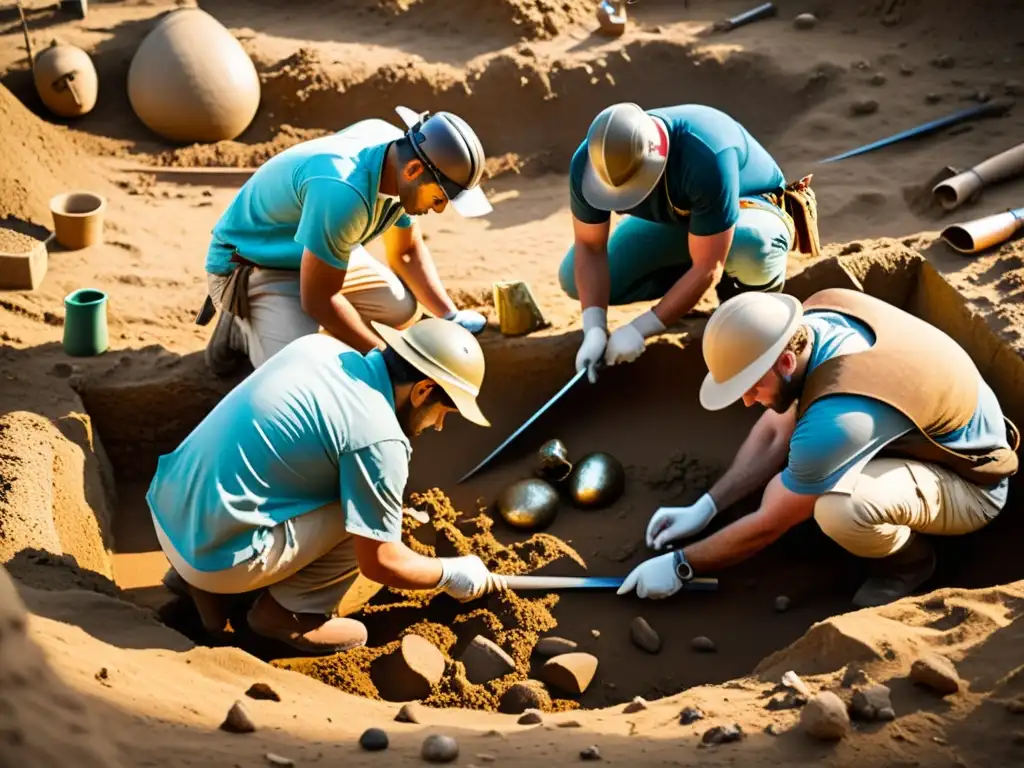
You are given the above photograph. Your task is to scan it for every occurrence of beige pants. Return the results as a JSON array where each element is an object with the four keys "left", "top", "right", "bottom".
[
  {"left": 153, "top": 502, "right": 367, "bottom": 616},
  {"left": 209, "top": 245, "right": 420, "bottom": 369},
  {"left": 814, "top": 458, "right": 1001, "bottom": 559}
]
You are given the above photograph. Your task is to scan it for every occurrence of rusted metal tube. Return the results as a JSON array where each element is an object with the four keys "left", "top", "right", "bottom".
[
  {"left": 941, "top": 208, "right": 1024, "bottom": 254},
  {"left": 932, "top": 142, "right": 1024, "bottom": 211}
]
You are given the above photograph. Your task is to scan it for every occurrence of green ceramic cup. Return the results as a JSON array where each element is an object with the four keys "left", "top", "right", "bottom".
[{"left": 63, "top": 288, "right": 109, "bottom": 357}]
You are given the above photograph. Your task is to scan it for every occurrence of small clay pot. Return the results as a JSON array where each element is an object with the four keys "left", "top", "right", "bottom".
[
  {"left": 566, "top": 452, "right": 625, "bottom": 509},
  {"left": 496, "top": 478, "right": 560, "bottom": 531}
]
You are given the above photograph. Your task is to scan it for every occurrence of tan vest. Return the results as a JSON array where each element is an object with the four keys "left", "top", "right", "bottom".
[{"left": 796, "top": 288, "right": 1020, "bottom": 485}]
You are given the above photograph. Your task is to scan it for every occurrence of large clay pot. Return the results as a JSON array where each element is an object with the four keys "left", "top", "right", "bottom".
[
  {"left": 32, "top": 40, "right": 98, "bottom": 118},
  {"left": 127, "top": 8, "right": 261, "bottom": 143}
]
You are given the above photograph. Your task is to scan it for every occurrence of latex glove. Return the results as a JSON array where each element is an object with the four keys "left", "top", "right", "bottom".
[
  {"left": 438, "top": 555, "right": 508, "bottom": 601},
  {"left": 444, "top": 309, "right": 487, "bottom": 335},
  {"left": 646, "top": 493, "right": 719, "bottom": 551},
  {"left": 604, "top": 309, "right": 666, "bottom": 367},
  {"left": 616, "top": 552, "right": 682, "bottom": 600},
  {"left": 575, "top": 306, "right": 608, "bottom": 384}
]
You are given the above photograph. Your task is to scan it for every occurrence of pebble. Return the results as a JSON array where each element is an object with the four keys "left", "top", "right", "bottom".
[
  {"left": 932, "top": 54, "right": 956, "bottom": 69},
  {"left": 395, "top": 702, "right": 424, "bottom": 723},
  {"left": 51, "top": 362, "right": 74, "bottom": 378},
  {"left": 220, "top": 701, "right": 256, "bottom": 734},
  {"left": 774, "top": 595, "right": 791, "bottom": 613},
  {"left": 535, "top": 637, "right": 577, "bottom": 658},
  {"left": 925, "top": 92, "right": 943, "bottom": 104},
  {"left": 851, "top": 684, "right": 896, "bottom": 722},
  {"left": 421, "top": 734, "right": 459, "bottom": 763},
  {"left": 910, "top": 655, "right": 962, "bottom": 696},
  {"left": 499, "top": 680, "right": 548, "bottom": 715},
  {"left": 623, "top": 696, "right": 648, "bottom": 714},
  {"left": 517, "top": 709, "right": 543, "bottom": 725},
  {"left": 900, "top": 64, "right": 915, "bottom": 76},
  {"left": 359, "top": 728, "right": 389, "bottom": 751},
  {"left": 870, "top": 73, "right": 888, "bottom": 86},
  {"left": 766, "top": 691, "right": 807, "bottom": 710},
  {"left": 793, "top": 13, "right": 817, "bottom": 30},
  {"left": 800, "top": 692, "right": 851, "bottom": 740},
  {"left": 679, "top": 706, "right": 705, "bottom": 725},
  {"left": 245, "top": 683, "right": 281, "bottom": 702},
  {"left": 580, "top": 745, "right": 601, "bottom": 761},
  {"left": 691, "top": 636, "right": 717, "bottom": 653},
  {"left": 630, "top": 617, "right": 661, "bottom": 654},
  {"left": 476, "top": 754, "right": 497, "bottom": 763},
  {"left": 764, "top": 723, "right": 781, "bottom": 736},
  {"left": 459, "top": 636, "right": 516, "bottom": 685},
  {"left": 540, "top": 653, "right": 598, "bottom": 696},
  {"left": 557, "top": 719, "right": 583, "bottom": 728},
  {"left": 264, "top": 754, "right": 293, "bottom": 767},
  {"left": 972, "top": 90, "right": 992, "bottom": 103},
  {"left": 851, "top": 99, "right": 880, "bottom": 116},
  {"left": 702, "top": 724, "right": 744, "bottom": 744},
  {"left": 590, "top": 629, "right": 601, "bottom": 638}
]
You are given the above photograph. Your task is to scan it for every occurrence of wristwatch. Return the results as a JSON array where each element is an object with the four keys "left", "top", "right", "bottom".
[{"left": 672, "top": 549, "right": 694, "bottom": 582}]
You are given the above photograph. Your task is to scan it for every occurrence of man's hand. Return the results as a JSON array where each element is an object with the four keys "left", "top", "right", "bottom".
[
  {"left": 616, "top": 552, "right": 682, "bottom": 600},
  {"left": 604, "top": 309, "right": 666, "bottom": 367},
  {"left": 576, "top": 306, "right": 608, "bottom": 384},
  {"left": 646, "top": 493, "right": 719, "bottom": 550},
  {"left": 444, "top": 309, "right": 487, "bottom": 335},
  {"left": 438, "top": 555, "right": 508, "bottom": 601}
]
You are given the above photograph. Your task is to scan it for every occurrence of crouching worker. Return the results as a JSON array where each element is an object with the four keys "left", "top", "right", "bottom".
[
  {"left": 618, "top": 288, "right": 1019, "bottom": 608},
  {"left": 148, "top": 318, "right": 507, "bottom": 654}
]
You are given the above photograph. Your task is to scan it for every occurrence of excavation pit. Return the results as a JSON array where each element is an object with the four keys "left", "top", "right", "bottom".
[{"left": 75, "top": 252, "right": 1024, "bottom": 713}]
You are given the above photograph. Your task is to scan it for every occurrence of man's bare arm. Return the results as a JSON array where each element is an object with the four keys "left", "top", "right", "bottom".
[
  {"left": 299, "top": 248, "right": 383, "bottom": 353},
  {"left": 707, "top": 404, "right": 797, "bottom": 511},
  {"left": 573, "top": 215, "right": 612, "bottom": 310},
  {"left": 382, "top": 222, "right": 457, "bottom": 319},
  {"left": 650, "top": 227, "right": 733, "bottom": 327}
]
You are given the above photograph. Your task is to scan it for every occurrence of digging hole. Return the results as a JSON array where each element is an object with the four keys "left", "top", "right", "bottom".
[{"left": 79, "top": 254, "right": 1024, "bottom": 711}]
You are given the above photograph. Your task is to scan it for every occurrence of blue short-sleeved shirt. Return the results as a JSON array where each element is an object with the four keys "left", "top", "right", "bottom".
[
  {"left": 781, "top": 311, "right": 1010, "bottom": 509},
  {"left": 205, "top": 119, "right": 413, "bottom": 275},
  {"left": 146, "top": 335, "right": 412, "bottom": 572},
  {"left": 569, "top": 104, "right": 786, "bottom": 235}
]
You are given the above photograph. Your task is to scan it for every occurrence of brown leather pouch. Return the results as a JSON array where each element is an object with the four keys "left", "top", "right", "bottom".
[{"left": 783, "top": 174, "right": 822, "bottom": 258}]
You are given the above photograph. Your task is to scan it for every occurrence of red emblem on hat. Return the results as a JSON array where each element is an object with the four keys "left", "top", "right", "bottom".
[{"left": 648, "top": 118, "right": 669, "bottom": 159}]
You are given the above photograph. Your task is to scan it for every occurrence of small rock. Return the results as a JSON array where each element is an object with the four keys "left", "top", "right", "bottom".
[
  {"left": 499, "top": 681, "right": 549, "bottom": 715},
  {"left": 851, "top": 684, "right": 895, "bottom": 722},
  {"left": 50, "top": 362, "right": 74, "bottom": 378},
  {"left": 220, "top": 701, "right": 256, "bottom": 734},
  {"left": 421, "top": 734, "right": 459, "bottom": 763},
  {"left": 590, "top": 629, "right": 601, "bottom": 638},
  {"left": 540, "top": 653, "right": 598, "bottom": 696},
  {"left": 359, "top": 728, "right": 389, "bottom": 751},
  {"left": 1007, "top": 697, "right": 1024, "bottom": 714},
  {"left": 95, "top": 668, "right": 109, "bottom": 682},
  {"left": 535, "top": 637, "right": 577, "bottom": 658},
  {"left": 376, "top": 634, "right": 446, "bottom": 701},
  {"left": 793, "top": 13, "right": 817, "bottom": 30},
  {"left": 679, "top": 706, "right": 705, "bottom": 725},
  {"left": 801, "top": 692, "right": 851, "bottom": 740},
  {"left": 476, "top": 754, "right": 497, "bottom": 763},
  {"left": 691, "top": 636, "right": 716, "bottom": 653},
  {"left": 972, "top": 90, "right": 992, "bottom": 103},
  {"left": 702, "top": 724, "right": 744, "bottom": 744},
  {"left": 558, "top": 719, "right": 583, "bottom": 728},
  {"left": 395, "top": 702, "right": 424, "bottom": 723},
  {"left": 774, "top": 595, "right": 791, "bottom": 613},
  {"left": 851, "top": 99, "right": 880, "bottom": 116},
  {"left": 841, "top": 665, "right": 870, "bottom": 688},
  {"left": 932, "top": 54, "right": 955, "bottom": 69},
  {"left": 926, "top": 92, "right": 943, "bottom": 104},
  {"left": 766, "top": 691, "right": 808, "bottom": 710},
  {"left": 853, "top": 59, "right": 870, "bottom": 70},
  {"left": 517, "top": 709, "right": 543, "bottom": 725},
  {"left": 580, "top": 745, "right": 601, "bottom": 761},
  {"left": 630, "top": 617, "right": 661, "bottom": 654},
  {"left": 623, "top": 696, "right": 648, "bottom": 714},
  {"left": 245, "top": 683, "right": 281, "bottom": 702},
  {"left": 460, "top": 636, "right": 516, "bottom": 685},
  {"left": 265, "top": 754, "right": 294, "bottom": 767},
  {"left": 900, "top": 64, "right": 915, "bottom": 76},
  {"left": 910, "top": 655, "right": 962, "bottom": 696},
  {"left": 870, "top": 73, "right": 888, "bottom": 86},
  {"left": 764, "top": 723, "right": 781, "bottom": 736}
]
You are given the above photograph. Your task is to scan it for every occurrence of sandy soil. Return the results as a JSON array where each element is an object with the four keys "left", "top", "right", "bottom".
[{"left": 2, "top": 0, "right": 1024, "bottom": 765}]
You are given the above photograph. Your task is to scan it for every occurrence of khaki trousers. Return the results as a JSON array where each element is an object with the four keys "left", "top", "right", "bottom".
[
  {"left": 153, "top": 502, "right": 371, "bottom": 616},
  {"left": 813, "top": 457, "right": 1001, "bottom": 559},
  {"left": 208, "top": 245, "right": 420, "bottom": 369}
]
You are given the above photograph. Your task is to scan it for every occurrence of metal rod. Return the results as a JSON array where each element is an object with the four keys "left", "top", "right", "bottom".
[
  {"left": 16, "top": 1, "right": 34, "bottom": 69},
  {"left": 504, "top": 574, "right": 719, "bottom": 592}
]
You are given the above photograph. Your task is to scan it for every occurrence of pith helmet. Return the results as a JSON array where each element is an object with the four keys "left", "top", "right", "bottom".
[
  {"left": 699, "top": 293, "right": 805, "bottom": 411},
  {"left": 373, "top": 318, "right": 490, "bottom": 427},
  {"left": 581, "top": 102, "right": 669, "bottom": 211},
  {"left": 394, "top": 105, "right": 492, "bottom": 218}
]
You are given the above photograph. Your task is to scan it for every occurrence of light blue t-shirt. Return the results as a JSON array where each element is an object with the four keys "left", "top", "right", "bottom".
[
  {"left": 782, "top": 311, "right": 1010, "bottom": 509},
  {"left": 146, "top": 335, "right": 412, "bottom": 572},
  {"left": 205, "top": 118, "right": 413, "bottom": 275}
]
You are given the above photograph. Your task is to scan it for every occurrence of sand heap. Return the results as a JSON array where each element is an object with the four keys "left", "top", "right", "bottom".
[{"left": 375, "top": 0, "right": 597, "bottom": 40}]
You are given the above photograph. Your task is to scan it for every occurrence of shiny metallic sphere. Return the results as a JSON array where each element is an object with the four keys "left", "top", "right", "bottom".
[
  {"left": 566, "top": 451, "right": 625, "bottom": 509},
  {"left": 495, "top": 477, "right": 560, "bottom": 531},
  {"left": 536, "top": 438, "right": 573, "bottom": 483}
]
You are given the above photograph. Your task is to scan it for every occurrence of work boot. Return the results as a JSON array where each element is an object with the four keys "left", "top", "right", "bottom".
[
  {"left": 246, "top": 591, "right": 368, "bottom": 655},
  {"left": 205, "top": 307, "right": 246, "bottom": 377},
  {"left": 161, "top": 568, "right": 233, "bottom": 637},
  {"left": 852, "top": 536, "right": 937, "bottom": 609}
]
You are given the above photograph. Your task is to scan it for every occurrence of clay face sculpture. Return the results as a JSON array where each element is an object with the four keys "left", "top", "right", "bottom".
[
  {"left": 33, "top": 41, "right": 98, "bottom": 118},
  {"left": 536, "top": 438, "right": 573, "bottom": 483},
  {"left": 496, "top": 478, "right": 560, "bottom": 531},
  {"left": 566, "top": 452, "right": 625, "bottom": 509}
]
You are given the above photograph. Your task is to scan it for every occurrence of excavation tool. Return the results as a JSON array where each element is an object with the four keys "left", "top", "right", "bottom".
[
  {"left": 504, "top": 575, "right": 719, "bottom": 592},
  {"left": 941, "top": 207, "right": 1024, "bottom": 255},
  {"left": 457, "top": 367, "right": 587, "bottom": 483},
  {"left": 710, "top": 2, "right": 777, "bottom": 33},
  {"left": 932, "top": 142, "right": 1024, "bottom": 211},
  {"left": 818, "top": 101, "right": 1015, "bottom": 164}
]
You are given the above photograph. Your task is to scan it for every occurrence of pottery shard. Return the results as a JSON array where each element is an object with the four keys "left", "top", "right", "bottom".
[
  {"left": 245, "top": 682, "right": 280, "bottom": 702},
  {"left": 910, "top": 655, "right": 962, "bottom": 696},
  {"left": 850, "top": 684, "right": 895, "bottom": 721},
  {"left": 535, "top": 636, "right": 578, "bottom": 657},
  {"left": 630, "top": 617, "right": 661, "bottom": 654},
  {"left": 376, "top": 634, "right": 446, "bottom": 701},
  {"left": 499, "top": 680, "right": 549, "bottom": 715},
  {"left": 801, "top": 692, "right": 851, "bottom": 740},
  {"left": 540, "top": 653, "right": 598, "bottom": 696},
  {"left": 460, "top": 636, "right": 516, "bottom": 685}
]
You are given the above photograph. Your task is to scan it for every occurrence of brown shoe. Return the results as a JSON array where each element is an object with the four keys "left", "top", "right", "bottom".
[
  {"left": 161, "top": 568, "right": 233, "bottom": 636},
  {"left": 246, "top": 591, "right": 368, "bottom": 655}
]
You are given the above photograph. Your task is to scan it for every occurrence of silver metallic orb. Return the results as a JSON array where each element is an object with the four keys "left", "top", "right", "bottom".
[
  {"left": 536, "top": 438, "right": 573, "bottom": 483},
  {"left": 496, "top": 477, "right": 560, "bottom": 531},
  {"left": 566, "top": 451, "right": 625, "bottom": 509}
]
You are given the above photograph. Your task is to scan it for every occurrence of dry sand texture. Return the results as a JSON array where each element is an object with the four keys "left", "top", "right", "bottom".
[{"left": 2, "top": 0, "right": 1024, "bottom": 766}]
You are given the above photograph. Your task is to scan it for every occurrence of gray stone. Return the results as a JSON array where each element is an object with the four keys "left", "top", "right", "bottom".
[
  {"left": 359, "top": 728, "right": 389, "bottom": 751},
  {"left": 702, "top": 724, "right": 744, "bottom": 744},
  {"left": 517, "top": 709, "right": 543, "bottom": 725},
  {"left": 421, "top": 734, "right": 459, "bottom": 763},
  {"left": 800, "top": 692, "right": 851, "bottom": 740},
  {"left": 851, "top": 684, "right": 895, "bottom": 721},
  {"left": 220, "top": 701, "right": 256, "bottom": 734},
  {"left": 630, "top": 617, "right": 661, "bottom": 654},
  {"left": 691, "top": 636, "right": 716, "bottom": 653},
  {"left": 774, "top": 595, "right": 791, "bottom": 613},
  {"left": 580, "top": 745, "right": 601, "bottom": 760},
  {"left": 926, "top": 92, "right": 943, "bottom": 104},
  {"left": 851, "top": 99, "right": 880, "bottom": 116},
  {"left": 793, "top": 13, "right": 817, "bottom": 30},
  {"left": 535, "top": 637, "right": 577, "bottom": 658},
  {"left": 459, "top": 636, "right": 516, "bottom": 685},
  {"left": 910, "top": 655, "right": 962, "bottom": 696},
  {"left": 679, "top": 706, "right": 705, "bottom": 725}
]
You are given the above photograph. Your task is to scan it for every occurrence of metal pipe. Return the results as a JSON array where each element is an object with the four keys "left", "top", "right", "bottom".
[
  {"left": 940, "top": 207, "right": 1024, "bottom": 255},
  {"left": 932, "top": 142, "right": 1024, "bottom": 211},
  {"left": 715, "top": 2, "right": 777, "bottom": 32},
  {"left": 504, "top": 574, "right": 719, "bottom": 592}
]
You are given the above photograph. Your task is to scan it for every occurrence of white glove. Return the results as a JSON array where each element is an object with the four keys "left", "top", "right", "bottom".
[
  {"left": 645, "top": 493, "right": 719, "bottom": 551},
  {"left": 616, "top": 552, "right": 682, "bottom": 600},
  {"left": 444, "top": 309, "right": 487, "bottom": 335},
  {"left": 604, "top": 309, "right": 666, "bottom": 367},
  {"left": 575, "top": 306, "right": 608, "bottom": 384},
  {"left": 437, "top": 555, "right": 507, "bottom": 601}
]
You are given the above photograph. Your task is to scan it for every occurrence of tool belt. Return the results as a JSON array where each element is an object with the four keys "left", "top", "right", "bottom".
[{"left": 194, "top": 251, "right": 258, "bottom": 327}]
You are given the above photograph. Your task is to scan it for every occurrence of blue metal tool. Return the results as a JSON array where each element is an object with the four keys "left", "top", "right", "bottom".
[
  {"left": 504, "top": 574, "right": 720, "bottom": 592},
  {"left": 714, "top": 2, "right": 777, "bottom": 32}
]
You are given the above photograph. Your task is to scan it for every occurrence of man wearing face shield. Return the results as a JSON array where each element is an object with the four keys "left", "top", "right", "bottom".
[
  {"left": 200, "top": 106, "right": 493, "bottom": 376},
  {"left": 149, "top": 319, "right": 507, "bottom": 655}
]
